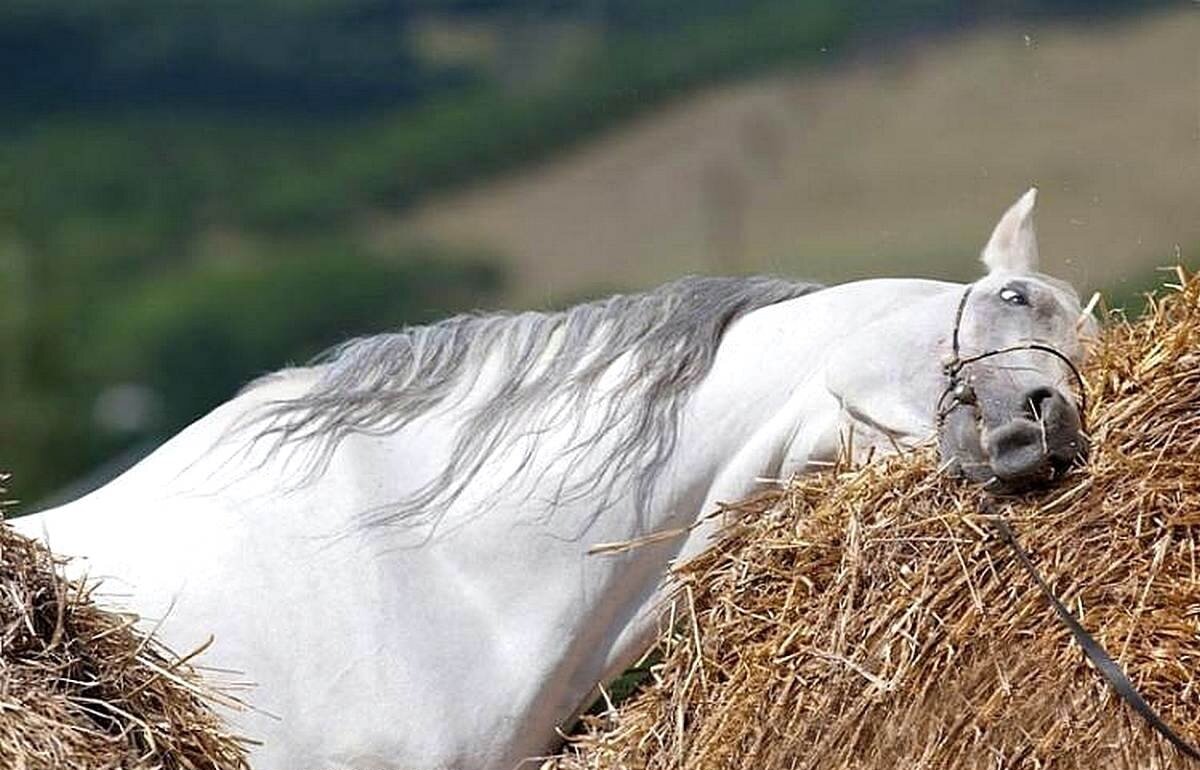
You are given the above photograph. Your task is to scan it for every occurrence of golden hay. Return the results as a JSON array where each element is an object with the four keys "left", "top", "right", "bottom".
[
  {"left": 0, "top": 487, "right": 250, "bottom": 769},
  {"left": 557, "top": 268, "right": 1200, "bottom": 769}
]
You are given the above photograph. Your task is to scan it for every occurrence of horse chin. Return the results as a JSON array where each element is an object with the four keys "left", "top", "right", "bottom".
[{"left": 936, "top": 403, "right": 993, "bottom": 483}]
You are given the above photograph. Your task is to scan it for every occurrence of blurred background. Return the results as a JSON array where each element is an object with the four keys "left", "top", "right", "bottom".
[{"left": 1, "top": 0, "right": 1195, "bottom": 510}]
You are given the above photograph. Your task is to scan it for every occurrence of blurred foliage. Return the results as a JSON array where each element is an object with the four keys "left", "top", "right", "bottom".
[
  {"left": 83, "top": 246, "right": 501, "bottom": 430},
  {"left": 0, "top": 0, "right": 1169, "bottom": 506},
  {"left": 2, "top": 1, "right": 460, "bottom": 113},
  {"left": 2, "top": 244, "right": 500, "bottom": 505}
]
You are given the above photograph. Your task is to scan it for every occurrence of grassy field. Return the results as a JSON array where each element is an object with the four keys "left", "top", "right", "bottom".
[{"left": 389, "top": 7, "right": 1197, "bottom": 305}]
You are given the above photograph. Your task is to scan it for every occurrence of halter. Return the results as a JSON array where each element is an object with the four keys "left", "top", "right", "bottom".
[
  {"left": 944, "top": 282, "right": 1199, "bottom": 760},
  {"left": 936, "top": 282, "right": 1088, "bottom": 434}
]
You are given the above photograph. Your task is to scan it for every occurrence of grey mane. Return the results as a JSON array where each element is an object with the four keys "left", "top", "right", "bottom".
[{"left": 238, "top": 275, "right": 821, "bottom": 531}]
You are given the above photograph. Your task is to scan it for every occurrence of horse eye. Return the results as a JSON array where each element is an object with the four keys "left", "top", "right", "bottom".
[{"left": 999, "top": 287, "right": 1028, "bottom": 306}]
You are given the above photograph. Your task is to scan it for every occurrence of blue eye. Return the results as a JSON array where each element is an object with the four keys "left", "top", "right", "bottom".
[{"left": 999, "top": 287, "right": 1028, "bottom": 306}]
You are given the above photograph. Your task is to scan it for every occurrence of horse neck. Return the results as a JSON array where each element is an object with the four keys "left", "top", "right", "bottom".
[{"left": 675, "top": 278, "right": 965, "bottom": 484}]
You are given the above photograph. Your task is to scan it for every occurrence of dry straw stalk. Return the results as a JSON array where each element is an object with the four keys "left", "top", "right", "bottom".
[
  {"left": 0, "top": 485, "right": 250, "bottom": 769},
  {"left": 557, "top": 267, "right": 1200, "bottom": 770}
]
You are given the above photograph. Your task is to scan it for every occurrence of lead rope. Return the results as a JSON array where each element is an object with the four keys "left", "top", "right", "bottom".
[
  {"left": 981, "top": 499, "right": 1200, "bottom": 761},
  {"left": 944, "top": 283, "right": 1196, "bottom": 757}
]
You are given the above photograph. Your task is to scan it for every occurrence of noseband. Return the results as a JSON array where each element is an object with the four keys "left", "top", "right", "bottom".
[
  {"left": 941, "top": 283, "right": 1200, "bottom": 760},
  {"left": 936, "top": 282, "right": 1088, "bottom": 433}
]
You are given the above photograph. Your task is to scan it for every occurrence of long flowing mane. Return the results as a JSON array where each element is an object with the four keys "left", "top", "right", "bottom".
[{"left": 237, "top": 275, "right": 821, "bottom": 532}]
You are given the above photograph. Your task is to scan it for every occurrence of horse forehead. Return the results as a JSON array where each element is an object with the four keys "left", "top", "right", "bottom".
[{"left": 966, "top": 275, "right": 1093, "bottom": 367}]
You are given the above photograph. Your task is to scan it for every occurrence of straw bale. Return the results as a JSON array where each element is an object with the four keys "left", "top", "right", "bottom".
[
  {"left": 0, "top": 484, "right": 250, "bottom": 770},
  {"left": 556, "top": 268, "right": 1200, "bottom": 769}
]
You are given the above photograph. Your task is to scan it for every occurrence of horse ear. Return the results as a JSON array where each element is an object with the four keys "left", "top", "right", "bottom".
[{"left": 981, "top": 187, "right": 1040, "bottom": 274}]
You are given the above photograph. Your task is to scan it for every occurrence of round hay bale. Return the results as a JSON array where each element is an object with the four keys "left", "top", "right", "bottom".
[
  {"left": 0, "top": 486, "right": 250, "bottom": 770},
  {"left": 557, "top": 268, "right": 1200, "bottom": 769}
]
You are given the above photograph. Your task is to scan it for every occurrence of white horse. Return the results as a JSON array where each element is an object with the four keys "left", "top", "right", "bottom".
[{"left": 14, "top": 189, "right": 1094, "bottom": 770}]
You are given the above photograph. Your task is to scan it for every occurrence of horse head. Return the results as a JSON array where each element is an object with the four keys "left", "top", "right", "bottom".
[
  {"left": 823, "top": 188, "right": 1096, "bottom": 491},
  {"left": 937, "top": 188, "right": 1097, "bottom": 488}
]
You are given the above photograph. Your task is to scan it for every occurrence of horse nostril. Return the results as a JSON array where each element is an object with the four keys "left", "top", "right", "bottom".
[{"left": 1024, "top": 387, "right": 1057, "bottom": 421}]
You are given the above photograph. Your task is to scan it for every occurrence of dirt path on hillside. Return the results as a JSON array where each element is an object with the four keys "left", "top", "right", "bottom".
[{"left": 371, "top": 9, "right": 1198, "bottom": 304}]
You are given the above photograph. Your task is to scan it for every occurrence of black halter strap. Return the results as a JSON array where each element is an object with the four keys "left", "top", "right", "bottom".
[
  {"left": 944, "top": 284, "right": 1198, "bottom": 760},
  {"left": 950, "top": 281, "right": 972, "bottom": 362}
]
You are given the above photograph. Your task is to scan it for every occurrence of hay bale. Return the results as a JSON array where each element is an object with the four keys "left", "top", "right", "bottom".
[
  {"left": 558, "top": 268, "right": 1200, "bottom": 769},
  {"left": 0, "top": 484, "right": 250, "bottom": 770}
]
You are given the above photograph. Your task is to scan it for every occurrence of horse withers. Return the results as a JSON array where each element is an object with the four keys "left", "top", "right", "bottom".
[{"left": 13, "top": 188, "right": 1094, "bottom": 769}]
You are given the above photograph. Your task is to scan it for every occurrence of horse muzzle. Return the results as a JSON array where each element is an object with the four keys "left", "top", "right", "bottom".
[{"left": 939, "top": 385, "right": 1087, "bottom": 490}]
